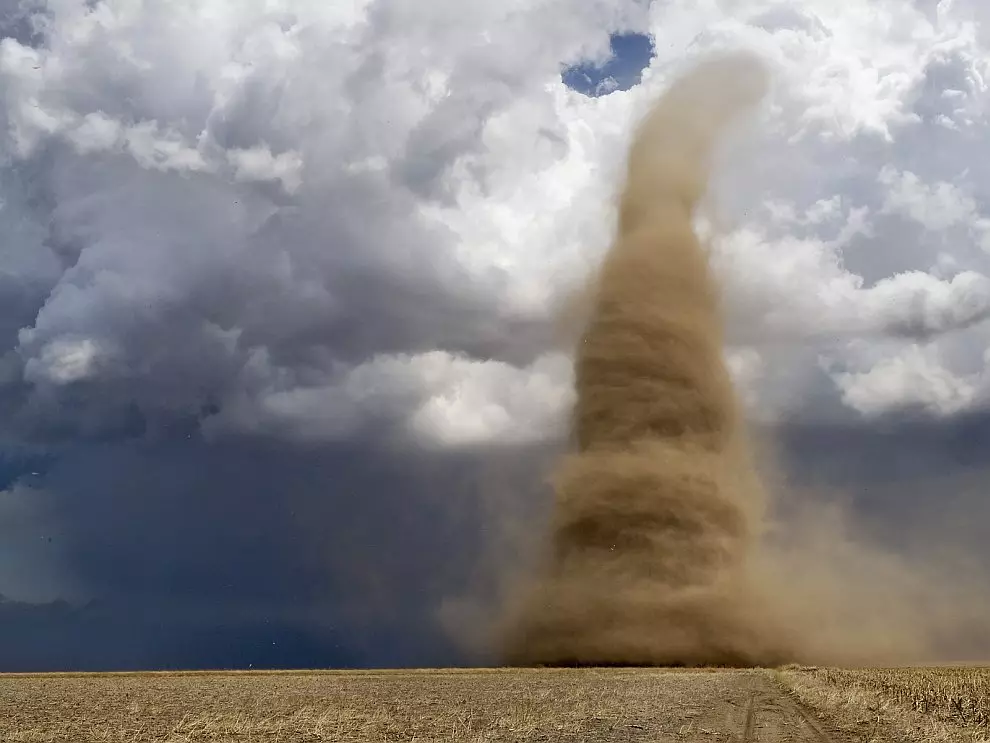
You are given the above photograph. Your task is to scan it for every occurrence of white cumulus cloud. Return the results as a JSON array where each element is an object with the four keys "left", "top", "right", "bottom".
[{"left": 2, "top": 0, "right": 990, "bottom": 446}]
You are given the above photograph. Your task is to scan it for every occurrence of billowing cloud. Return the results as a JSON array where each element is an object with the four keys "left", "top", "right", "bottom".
[{"left": 4, "top": 0, "right": 990, "bottom": 442}]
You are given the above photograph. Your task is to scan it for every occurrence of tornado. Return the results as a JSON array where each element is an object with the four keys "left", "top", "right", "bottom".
[{"left": 503, "top": 54, "right": 791, "bottom": 667}]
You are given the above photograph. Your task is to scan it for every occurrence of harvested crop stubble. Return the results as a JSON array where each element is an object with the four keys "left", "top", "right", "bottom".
[
  {"left": 779, "top": 665, "right": 990, "bottom": 742},
  {"left": 822, "top": 667, "right": 990, "bottom": 728},
  {"left": 0, "top": 668, "right": 759, "bottom": 743}
]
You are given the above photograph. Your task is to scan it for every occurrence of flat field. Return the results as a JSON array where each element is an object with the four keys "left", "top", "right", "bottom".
[
  {"left": 779, "top": 665, "right": 990, "bottom": 742},
  {"left": 0, "top": 665, "right": 987, "bottom": 742}
]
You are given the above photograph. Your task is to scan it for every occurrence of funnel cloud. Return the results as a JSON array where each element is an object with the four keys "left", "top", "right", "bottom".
[
  {"left": 502, "top": 54, "right": 990, "bottom": 668},
  {"left": 503, "top": 55, "right": 783, "bottom": 667}
]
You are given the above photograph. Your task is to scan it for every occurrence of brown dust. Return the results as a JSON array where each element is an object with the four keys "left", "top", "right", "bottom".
[{"left": 500, "top": 53, "right": 990, "bottom": 668}]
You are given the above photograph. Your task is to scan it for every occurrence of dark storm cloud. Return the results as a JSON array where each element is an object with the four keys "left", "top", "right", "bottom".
[
  {"left": 0, "top": 594, "right": 362, "bottom": 671},
  {"left": 6, "top": 407, "right": 989, "bottom": 671},
  {"left": 780, "top": 410, "right": 990, "bottom": 486},
  {"left": 0, "top": 0, "right": 603, "bottom": 669},
  {"left": 0, "top": 437, "right": 555, "bottom": 669},
  {"left": 771, "top": 410, "right": 990, "bottom": 576}
]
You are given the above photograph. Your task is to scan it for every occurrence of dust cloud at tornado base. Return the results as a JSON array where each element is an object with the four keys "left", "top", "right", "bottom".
[{"left": 496, "top": 54, "right": 990, "bottom": 668}]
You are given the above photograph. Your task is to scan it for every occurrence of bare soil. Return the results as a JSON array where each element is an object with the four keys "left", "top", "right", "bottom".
[{"left": 0, "top": 667, "right": 854, "bottom": 742}]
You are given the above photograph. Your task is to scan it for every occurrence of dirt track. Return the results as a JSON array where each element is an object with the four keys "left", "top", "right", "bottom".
[
  {"left": 728, "top": 673, "right": 848, "bottom": 743},
  {"left": 0, "top": 667, "right": 852, "bottom": 742},
  {"left": 600, "top": 669, "right": 852, "bottom": 742}
]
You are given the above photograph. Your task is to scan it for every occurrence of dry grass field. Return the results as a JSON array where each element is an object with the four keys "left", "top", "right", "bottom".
[
  {"left": 0, "top": 667, "right": 841, "bottom": 743},
  {"left": 778, "top": 665, "right": 990, "bottom": 742},
  {"left": 1, "top": 665, "right": 989, "bottom": 742}
]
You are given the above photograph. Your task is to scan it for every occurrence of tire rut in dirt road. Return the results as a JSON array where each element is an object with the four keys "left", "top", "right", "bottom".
[
  {"left": 737, "top": 675, "right": 850, "bottom": 743},
  {"left": 742, "top": 693, "right": 757, "bottom": 741},
  {"left": 791, "top": 702, "right": 840, "bottom": 743},
  {"left": 629, "top": 670, "right": 851, "bottom": 742}
]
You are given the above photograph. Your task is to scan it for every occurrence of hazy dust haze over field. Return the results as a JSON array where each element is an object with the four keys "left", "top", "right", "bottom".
[{"left": 502, "top": 54, "right": 990, "bottom": 668}]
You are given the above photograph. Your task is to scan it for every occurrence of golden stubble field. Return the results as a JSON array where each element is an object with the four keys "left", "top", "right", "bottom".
[
  {"left": 0, "top": 665, "right": 988, "bottom": 743},
  {"left": 779, "top": 665, "right": 990, "bottom": 742}
]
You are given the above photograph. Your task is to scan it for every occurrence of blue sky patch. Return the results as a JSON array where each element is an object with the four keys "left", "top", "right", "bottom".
[{"left": 562, "top": 32, "right": 656, "bottom": 96}]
